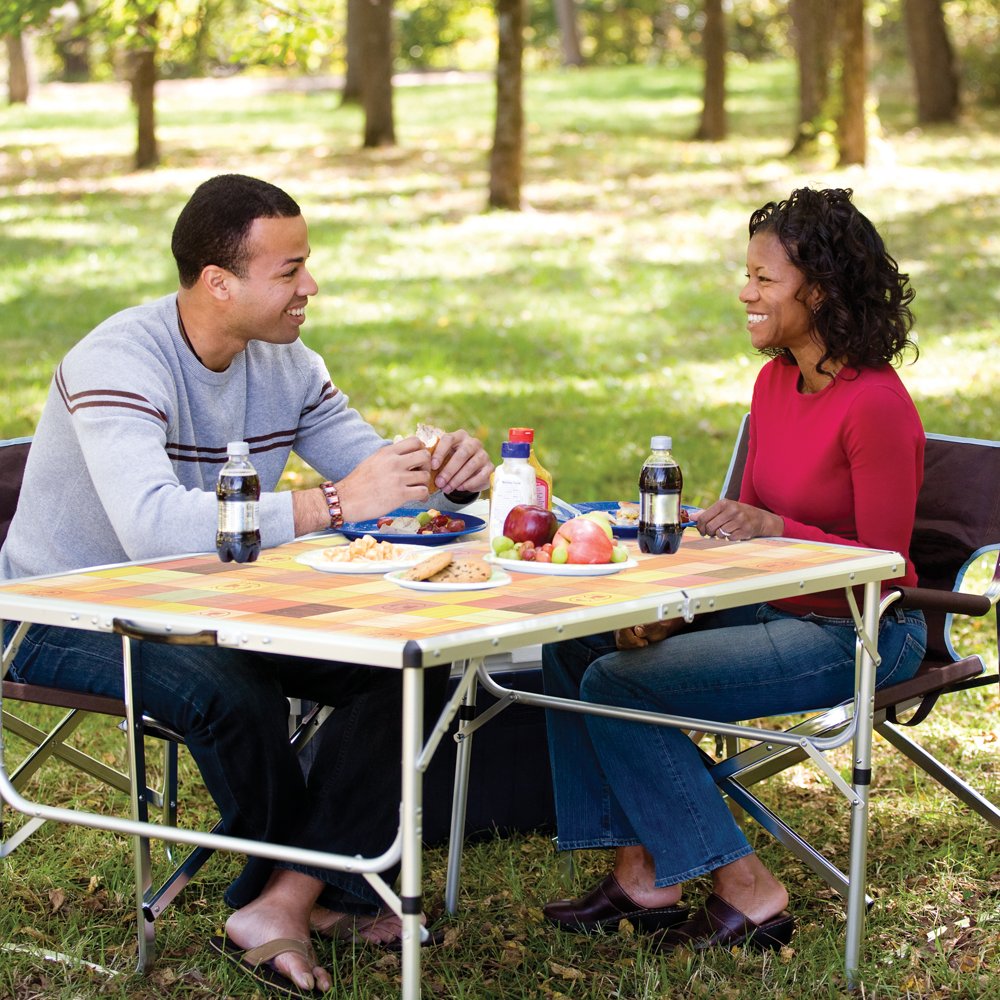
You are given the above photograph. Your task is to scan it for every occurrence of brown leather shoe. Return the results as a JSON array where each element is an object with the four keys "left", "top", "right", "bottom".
[
  {"left": 651, "top": 892, "right": 795, "bottom": 953},
  {"left": 543, "top": 873, "right": 689, "bottom": 934}
]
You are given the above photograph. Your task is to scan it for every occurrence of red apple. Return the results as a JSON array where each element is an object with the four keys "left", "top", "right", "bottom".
[
  {"left": 552, "top": 516, "right": 615, "bottom": 564},
  {"left": 503, "top": 504, "right": 559, "bottom": 546}
]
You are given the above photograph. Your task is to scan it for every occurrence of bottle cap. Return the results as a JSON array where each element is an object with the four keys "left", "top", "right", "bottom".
[
  {"left": 501, "top": 442, "right": 530, "bottom": 460},
  {"left": 227, "top": 441, "right": 250, "bottom": 456},
  {"left": 650, "top": 436, "right": 672, "bottom": 450},
  {"left": 508, "top": 427, "right": 535, "bottom": 444}
]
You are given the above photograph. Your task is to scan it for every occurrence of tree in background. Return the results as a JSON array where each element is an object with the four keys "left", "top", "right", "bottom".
[
  {"left": 5, "top": 33, "right": 30, "bottom": 103},
  {"left": 342, "top": 0, "right": 363, "bottom": 104},
  {"left": 789, "top": 0, "right": 836, "bottom": 153},
  {"left": 694, "top": 0, "right": 726, "bottom": 140},
  {"left": 360, "top": 0, "right": 396, "bottom": 147},
  {"left": 128, "top": 4, "right": 159, "bottom": 169},
  {"left": 837, "top": 0, "right": 867, "bottom": 165},
  {"left": 904, "top": 0, "right": 960, "bottom": 123},
  {"left": 490, "top": 0, "right": 524, "bottom": 210},
  {"left": 553, "top": 0, "right": 583, "bottom": 67}
]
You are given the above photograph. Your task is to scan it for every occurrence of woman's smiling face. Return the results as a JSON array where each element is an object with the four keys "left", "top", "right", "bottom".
[{"left": 740, "top": 230, "right": 821, "bottom": 355}]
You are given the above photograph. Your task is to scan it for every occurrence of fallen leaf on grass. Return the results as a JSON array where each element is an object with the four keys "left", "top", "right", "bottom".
[
  {"left": 48, "top": 888, "right": 66, "bottom": 914},
  {"left": 152, "top": 967, "right": 178, "bottom": 987},
  {"left": 87, "top": 875, "right": 100, "bottom": 893},
  {"left": 548, "top": 961, "right": 585, "bottom": 981}
]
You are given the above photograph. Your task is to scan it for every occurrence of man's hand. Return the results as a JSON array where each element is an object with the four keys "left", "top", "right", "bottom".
[
  {"left": 428, "top": 430, "right": 492, "bottom": 495},
  {"left": 334, "top": 438, "right": 438, "bottom": 524},
  {"left": 614, "top": 619, "right": 685, "bottom": 650},
  {"left": 693, "top": 499, "right": 783, "bottom": 542}
]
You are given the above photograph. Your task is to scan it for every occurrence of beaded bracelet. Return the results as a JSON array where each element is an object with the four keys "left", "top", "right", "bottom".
[{"left": 320, "top": 481, "right": 344, "bottom": 530}]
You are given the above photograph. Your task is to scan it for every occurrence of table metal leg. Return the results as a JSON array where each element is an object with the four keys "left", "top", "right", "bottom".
[
  {"left": 844, "top": 579, "right": 880, "bottom": 985},
  {"left": 400, "top": 664, "right": 425, "bottom": 1000},
  {"left": 444, "top": 669, "right": 478, "bottom": 915}
]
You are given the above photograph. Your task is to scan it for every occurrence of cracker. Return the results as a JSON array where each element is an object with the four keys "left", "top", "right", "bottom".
[
  {"left": 401, "top": 551, "right": 453, "bottom": 581},
  {"left": 428, "top": 557, "right": 491, "bottom": 583}
]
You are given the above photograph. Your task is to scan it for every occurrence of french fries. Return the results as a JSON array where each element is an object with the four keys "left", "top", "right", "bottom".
[{"left": 321, "top": 535, "right": 409, "bottom": 563}]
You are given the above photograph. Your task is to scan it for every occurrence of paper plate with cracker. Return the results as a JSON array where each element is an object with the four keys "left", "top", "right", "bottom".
[
  {"left": 296, "top": 538, "right": 429, "bottom": 574},
  {"left": 386, "top": 551, "right": 511, "bottom": 591}
]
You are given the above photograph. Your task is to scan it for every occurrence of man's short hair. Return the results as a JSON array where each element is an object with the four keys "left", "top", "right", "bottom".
[{"left": 171, "top": 174, "right": 301, "bottom": 288}]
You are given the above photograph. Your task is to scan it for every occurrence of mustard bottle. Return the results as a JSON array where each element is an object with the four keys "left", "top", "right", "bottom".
[{"left": 508, "top": 427, "right": 553, "bottom": 509}]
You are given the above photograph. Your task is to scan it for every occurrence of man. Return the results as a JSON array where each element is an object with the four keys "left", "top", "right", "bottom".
[{"left": 1, "top": 174, "right": 492, "bottom": 994}]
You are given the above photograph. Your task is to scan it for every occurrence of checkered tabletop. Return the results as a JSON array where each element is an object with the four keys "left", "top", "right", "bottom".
[{"left": 0, "top": 535, "right": 901, "bottom": 662}]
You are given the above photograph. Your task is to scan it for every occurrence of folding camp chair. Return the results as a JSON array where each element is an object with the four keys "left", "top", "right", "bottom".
[
  {"left": 708, "top": 418, "right": 999, "bottom": 900},
  {"left": 1, "top": 436, "right": 191, "bottom": 970},
  {"left": 1, "top": 436, "right": 333, "bottom": 972}
]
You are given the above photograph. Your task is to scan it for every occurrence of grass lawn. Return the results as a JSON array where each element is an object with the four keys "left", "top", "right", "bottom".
[{"left": 1, "top": 63, "right": 998, "bottom": 998}]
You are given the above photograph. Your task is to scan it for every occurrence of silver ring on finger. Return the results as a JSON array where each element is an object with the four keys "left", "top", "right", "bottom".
[{"left": 718, "top": 528, "right": 732, "bottom": 539}]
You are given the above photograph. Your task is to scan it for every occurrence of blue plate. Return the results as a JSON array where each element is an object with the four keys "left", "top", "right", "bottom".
[
  {"left": 573, "top": 501, "right": 701, "bottom": 539},
  {"left": 339, "top": 508, "right": 486, "bottom": 546}
]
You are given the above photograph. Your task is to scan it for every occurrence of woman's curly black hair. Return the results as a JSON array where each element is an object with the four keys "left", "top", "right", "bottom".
[{"left": 748, "top": 187, "right": 917, "bottom": 371}]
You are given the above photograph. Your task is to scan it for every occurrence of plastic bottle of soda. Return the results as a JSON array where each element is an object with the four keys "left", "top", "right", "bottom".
[
  {"left": 508, "top": 427, "right": 553, "bottom": 509},
  {"left": 638, "top": 435, "right": 683, "bottom": 555},
  {"left": 216, "top": 441, "right": 261, "bottom": 563}
]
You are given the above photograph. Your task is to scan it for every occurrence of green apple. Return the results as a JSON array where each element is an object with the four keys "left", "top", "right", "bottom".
[{"left": 581, "top": 510, "right": 614, "bottom": 540}]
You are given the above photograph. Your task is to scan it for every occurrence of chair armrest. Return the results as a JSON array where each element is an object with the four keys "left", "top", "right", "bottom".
[{"left": 892, "top": 586, "right": 992, "bottom": 617}]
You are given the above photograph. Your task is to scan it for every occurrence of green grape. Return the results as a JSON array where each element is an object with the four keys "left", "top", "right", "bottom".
[
  {"left": 611, "top": 545, "right": 629, "bottom": 563},
  {"left": 416, "top": 511, "right": 432, "bottom": 526},
  {"left": 491, "top": 535, "right": 514, "bottom": 555},
  {"left": 551, "top": 546, "right": 569, "bottom": 564}
]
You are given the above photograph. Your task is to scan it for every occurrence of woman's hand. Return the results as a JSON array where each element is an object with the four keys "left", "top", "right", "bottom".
[
  {"left": 693, "top": 499, "right": 784, "bottom": 542},
  {"left": 615, "top": 619, "right": 686, "bottom": 650}
]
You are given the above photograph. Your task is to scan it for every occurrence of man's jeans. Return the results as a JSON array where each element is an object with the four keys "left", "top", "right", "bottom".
[
  {"left": 542, "top": 603, "right": 926, "bottom": 887},
  {"left": 4, "top": 620, "right": 447, "bottom": 912}
]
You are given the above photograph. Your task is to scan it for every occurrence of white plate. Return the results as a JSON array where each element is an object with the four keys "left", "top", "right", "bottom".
[
  {"left": 296, "top": 544, "right": 431, "bottom": 574},
  {"left": 484, "top": 555, "right": 639, "bottom": 576},
  {"left": 385, "top": 568, "right": 513, "bottom": 592}
]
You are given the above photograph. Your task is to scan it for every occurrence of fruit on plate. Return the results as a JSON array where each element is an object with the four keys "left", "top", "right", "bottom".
[
  {"left": 551, "top": 515, "right": 616, "bottom": 564},
  {"left": 503, "top": 504, "right": 559, "bottom": 546},
  {"left": 493, "top": 516, "right": 629, "bottom": 565},
  {"left": 581, "top": 510, "right": 615, "bottom": 537}
]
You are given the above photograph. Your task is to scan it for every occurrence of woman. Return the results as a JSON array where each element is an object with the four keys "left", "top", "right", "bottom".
[{"left": 541, "top": 187, "right": 927, "bottom": 953}]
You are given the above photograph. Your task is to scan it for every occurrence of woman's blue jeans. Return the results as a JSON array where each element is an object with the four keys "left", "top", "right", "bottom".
[
  {"left": 4, "top": 620, "right": 447, "bottom": 913},
  {"left": 541, "top": 603, "right": 926, "bottom": 888}
]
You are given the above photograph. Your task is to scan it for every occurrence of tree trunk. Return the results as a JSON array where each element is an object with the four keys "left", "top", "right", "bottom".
[
  {"left": 789, "top": 0, "right": 836, "bottom": 152},
  {"left": 126, "top": 10, "right": 159, "bottom": 170},
  {"left": 694, "top": 0, "right": 726, "bottom": 140},
  {"left": 360, "top": 0, "right": 395, "bottom": 147},
  {"left": 53, "top": 2, "right": 92, "bottom": 84},
  {"left": 489, "top": 0, "right": 524, "bottom": 210},
  {"left": 342, "top": 0, "right": 364, "bottom": 105},
  {"left": 904, "top": 0, "right": 960, "bottom": 123},
  {"left": 553, "top": 0, "right": 583, "bottom": 68},
  {"left": 837, "top": 0, "right": 866, "bottom": 166},
  {"left": 6, "top": 34, "right": 29, "bottom": 104}
]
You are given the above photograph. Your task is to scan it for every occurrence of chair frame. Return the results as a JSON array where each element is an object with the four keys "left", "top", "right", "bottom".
[
  {"left": 705, "top": 421, "right": 999, "bottom": 898},
  {"left": 1, "top": 436, "right": 331, "bottom": 972},
  {"left": 442, "top": 418, "right": 999, "bottom": 978}
]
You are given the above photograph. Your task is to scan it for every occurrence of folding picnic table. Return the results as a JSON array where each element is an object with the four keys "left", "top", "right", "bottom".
[{"left": 0, "top": 532, "right": 902, "bottom": 995}]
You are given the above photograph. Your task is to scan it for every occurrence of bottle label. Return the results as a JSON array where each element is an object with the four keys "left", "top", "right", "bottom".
[
  {"left": 640, "top": 492, "right": 680, "bottom": 526},
  {"left": 489, "top": 467, "right": 536, "bottom": 538},
  {"left": 218, "top": 500, "right": 259, "bottom": 534},
  {"left": 535, "top": 477, "right": 551, "bottom": 508}
]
